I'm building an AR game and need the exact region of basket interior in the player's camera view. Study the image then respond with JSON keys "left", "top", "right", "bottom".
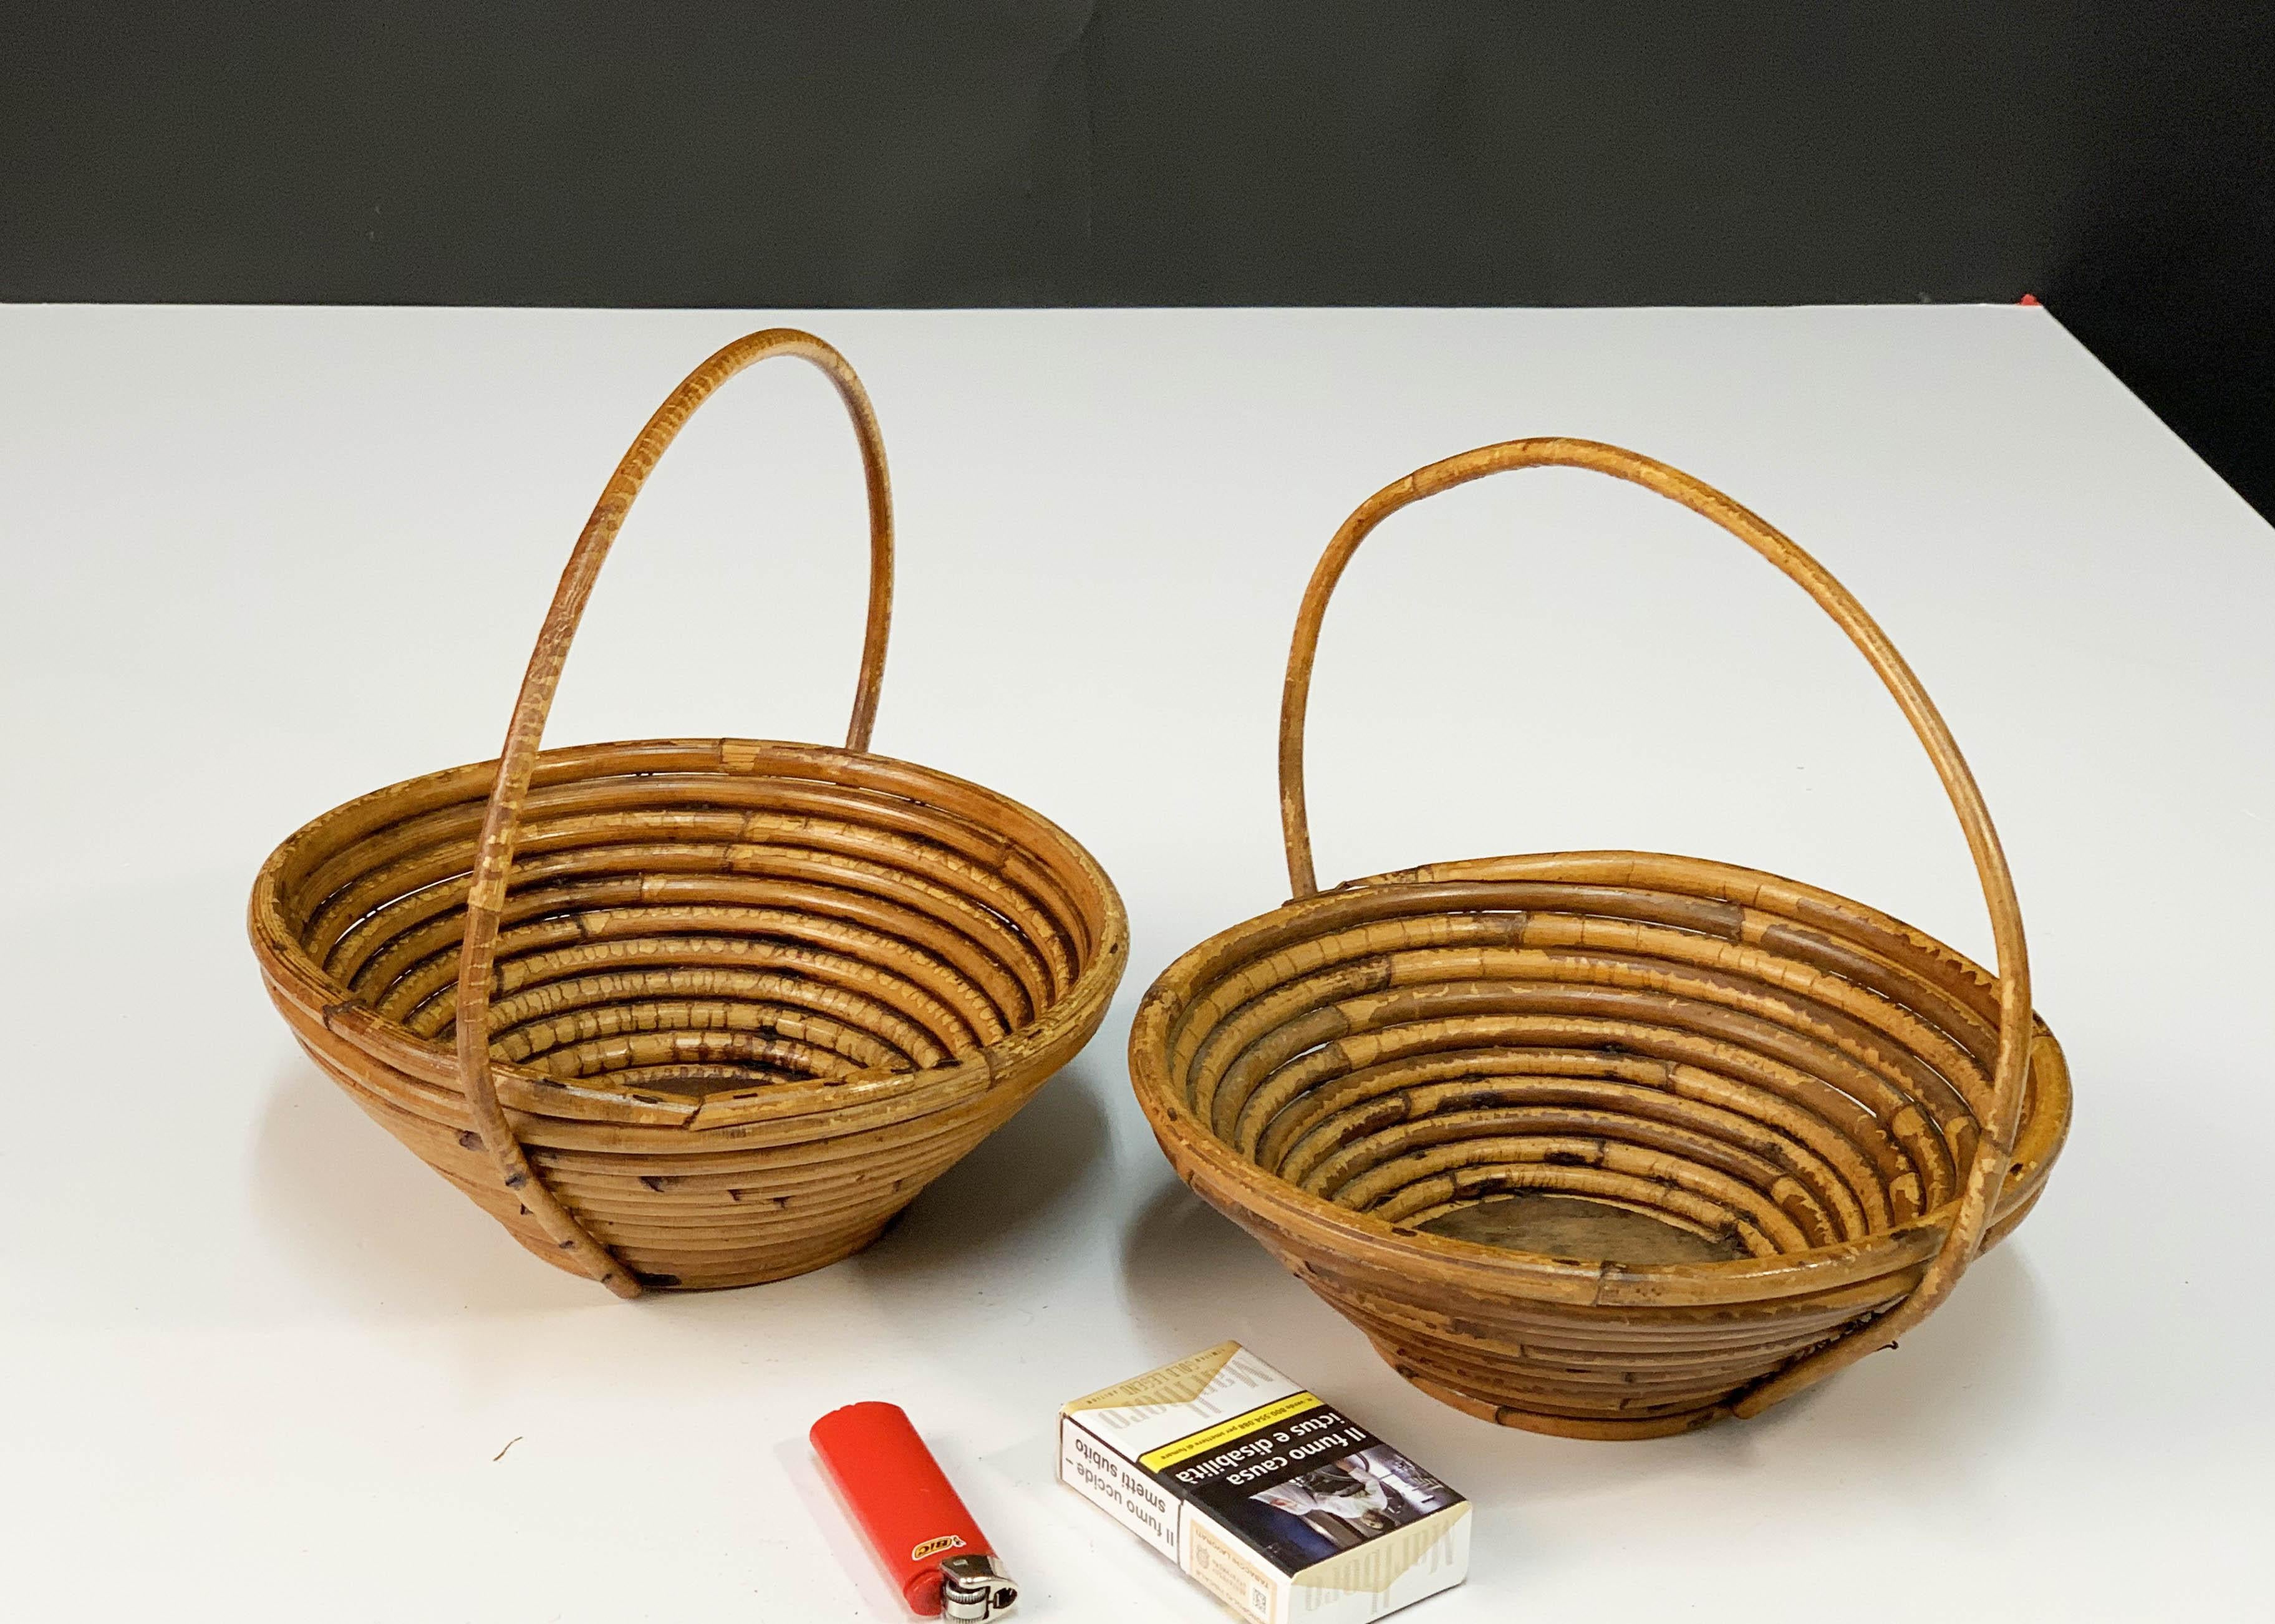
{"left": 268, "top": 740, "right": 1113, "bottom": 1102}
{"left": 1418, "top": 1190, "right": 1749, "bottom": 1264}
{"left": 1151, "top": 854, "right": 2044, "bottom": 1269}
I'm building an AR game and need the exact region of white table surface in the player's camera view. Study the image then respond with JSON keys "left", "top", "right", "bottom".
{"left": 2, "top": 304, "right": 2269, "bottom": 1620}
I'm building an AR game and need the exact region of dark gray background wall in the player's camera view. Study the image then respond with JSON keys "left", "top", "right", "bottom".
{"left": 6, "top": 2, "right": 2269, "bottom": 515}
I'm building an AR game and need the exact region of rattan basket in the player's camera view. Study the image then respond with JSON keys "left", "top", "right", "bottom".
{"left": 1129, "top": 438, "right": 2069, "bottom": 1437}
{"left": 250, "top": 330, "right": 1126, "bottom": 1297}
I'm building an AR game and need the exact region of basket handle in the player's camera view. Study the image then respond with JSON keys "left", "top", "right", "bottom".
{"left": 451, "top": 329, "right": 894, "bottom": 1298}
{"left": 1277, "top": 437, "right": 2031, "bottom": 1409}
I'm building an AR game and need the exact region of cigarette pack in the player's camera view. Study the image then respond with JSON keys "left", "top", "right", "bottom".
{"left": 1058, "top": 1343, "right": 1470, "bottom": 1623}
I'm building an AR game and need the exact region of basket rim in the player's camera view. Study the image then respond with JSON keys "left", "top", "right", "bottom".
{"left": 1128, "top": 847, "right": 2069, "bottom": 1299}
{"left": 249, "top": 734, "right": 1129, "bottom": 1122}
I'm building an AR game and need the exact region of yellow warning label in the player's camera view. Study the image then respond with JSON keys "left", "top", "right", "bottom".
{"left": 1138, "top": 1392, "right": 1319, "bottom": 1472}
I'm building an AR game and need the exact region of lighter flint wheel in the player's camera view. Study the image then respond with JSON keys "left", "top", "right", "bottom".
{"left": 249, "top": 331, "right": 1126, "bottom": 1297}
{"left": 1128, "top": 439, "right": 2070, "bottom": 1438}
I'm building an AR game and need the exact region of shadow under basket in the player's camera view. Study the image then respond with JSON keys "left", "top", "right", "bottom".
{"left": 249, "top": 331, "right": 1126, "bottom": 1296}
{"left": 1128, "top": 439, "right": 2071, "bottom": 1438}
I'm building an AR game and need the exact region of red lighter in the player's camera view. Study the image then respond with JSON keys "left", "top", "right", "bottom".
{"left": 809, "top": 1402, "right": 1018, "bottom": 1620}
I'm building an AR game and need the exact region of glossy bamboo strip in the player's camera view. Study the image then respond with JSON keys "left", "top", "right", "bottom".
{"left": 251, "top": 330, "right": 1126, "bottom": 1297}
{"left": 1129, "top": 439, "right": 2069, "bottom": 1438}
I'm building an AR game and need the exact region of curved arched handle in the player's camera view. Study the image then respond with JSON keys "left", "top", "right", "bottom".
{"left": 1278, "top": 437, "right": 2031, "bottom": 1407}
{"left": 452, "top": 329, "right": 894, "bottom": 1297}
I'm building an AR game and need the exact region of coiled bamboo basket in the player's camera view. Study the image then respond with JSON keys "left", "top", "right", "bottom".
{"left": 1130, "top": 438, "right": 2069, "bottom": 1438}
{"left": 250, "top": 330, "right": 1126, "bottom": 1297}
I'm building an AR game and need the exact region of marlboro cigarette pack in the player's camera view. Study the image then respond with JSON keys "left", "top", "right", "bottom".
{"left": 1059, "top": 1343, "right": 1470, "bottom": 1623}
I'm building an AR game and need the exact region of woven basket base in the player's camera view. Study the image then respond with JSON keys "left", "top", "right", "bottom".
{"left": 1384, "top": 1353, "right": 1731, "bottom": 1440}
{"left": 501, "top": 1204, "right": 894, "bottom": 1292}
